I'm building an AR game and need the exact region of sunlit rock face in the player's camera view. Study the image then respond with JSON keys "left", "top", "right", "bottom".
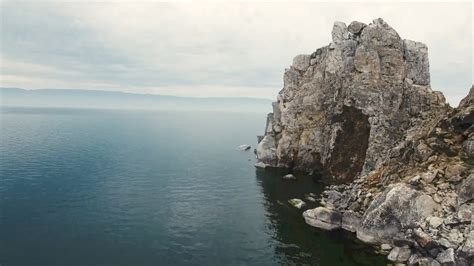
{"left": 257, "top": 18, "right": 447, "bottom": 182}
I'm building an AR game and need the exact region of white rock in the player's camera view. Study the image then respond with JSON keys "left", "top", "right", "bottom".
{"left": 237, "top": 144, "right": 251, "bottom": 151}
{"left": 282, "top": 174, "right": 297, "bottom": 180}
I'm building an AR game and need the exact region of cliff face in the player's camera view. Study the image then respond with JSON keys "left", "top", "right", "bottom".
{"left": 256, "top": 18, "right": 448, "bottom": 182}
{"left": 257, "top": 19, "right": 473, "bottom": 264}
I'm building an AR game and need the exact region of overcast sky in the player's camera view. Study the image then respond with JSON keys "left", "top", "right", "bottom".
{"left": 0, "top": 1, "right": 472, "bottom": 105}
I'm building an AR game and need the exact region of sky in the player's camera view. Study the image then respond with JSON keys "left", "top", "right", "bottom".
{"left": 0, "top": 1, "right": 472, "bottom": 105}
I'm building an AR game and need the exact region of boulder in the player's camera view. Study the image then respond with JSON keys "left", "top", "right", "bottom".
{"left": 303, "top": 207, "right": 342, "bottom": 230}
{"left": 381, "top": 243, "right": 392, "bottom": 251}
{"left": 256, "top": 135, "right": 277, "bottom": 166}
{"left": 357, "top": 184, "right": 438, "bottom": 244}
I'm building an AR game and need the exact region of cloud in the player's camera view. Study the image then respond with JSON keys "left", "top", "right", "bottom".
{"left": 0, "top": 1, "right": 472, "bottom": 104}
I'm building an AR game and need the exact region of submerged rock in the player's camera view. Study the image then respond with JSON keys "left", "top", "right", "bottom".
{"left": 304, "top": 195, "right": 317, "bottom": 202}
{"left": 282, "top": 174, "right": 297, "bottom": 180}
{"left": 288, "top": 198, "right": 306, "bottom": 209}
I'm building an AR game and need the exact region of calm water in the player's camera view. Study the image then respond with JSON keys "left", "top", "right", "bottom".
{"left": 0, "top": 107, "right": 385, "bottom": 266}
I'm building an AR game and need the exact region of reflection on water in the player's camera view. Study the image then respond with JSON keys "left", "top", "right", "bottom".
{"left": 256, "top": 167, "right": 386, "bottom": 265}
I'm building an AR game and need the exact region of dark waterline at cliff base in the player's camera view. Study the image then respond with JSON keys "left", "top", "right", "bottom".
{"left": 0, "top": 107, "right": 386, "bottom": 265}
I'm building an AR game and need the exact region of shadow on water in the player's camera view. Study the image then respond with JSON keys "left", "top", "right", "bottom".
{"left": 255, "top": 167, "right": 387, "bottom": 266}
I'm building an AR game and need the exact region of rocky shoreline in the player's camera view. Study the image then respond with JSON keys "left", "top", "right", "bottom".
{"left": 256, "top": 18, "right": 473, "bottom": 265}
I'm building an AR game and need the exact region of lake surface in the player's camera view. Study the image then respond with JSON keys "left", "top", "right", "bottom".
{"left": 0, "top": 107, "right": 386, "bottom": 265}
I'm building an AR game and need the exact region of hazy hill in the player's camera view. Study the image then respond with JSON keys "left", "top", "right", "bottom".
{"left": 0, "top": 88, "right": 272, "bottom": 113}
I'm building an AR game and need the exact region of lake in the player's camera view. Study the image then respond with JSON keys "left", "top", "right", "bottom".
{"left": 0, "top": 107, "right": 386, "bottom": 265}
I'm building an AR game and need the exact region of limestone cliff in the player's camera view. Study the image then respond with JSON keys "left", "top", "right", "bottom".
{"left": 257, "top": 19, "right": 473, "bottom": 264}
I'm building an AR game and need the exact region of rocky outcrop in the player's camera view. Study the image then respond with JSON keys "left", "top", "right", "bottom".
{"left": 256, "top": 18, "right": 447, "bottom": 182}
{"left": 256, "top": 19, "right": 473, "bottom": 264}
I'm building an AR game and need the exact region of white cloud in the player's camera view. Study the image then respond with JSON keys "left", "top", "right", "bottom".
{"left": 0, "top": 1, "right": 472, "bottom": 105}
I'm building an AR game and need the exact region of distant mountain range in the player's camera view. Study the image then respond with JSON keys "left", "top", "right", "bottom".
{"left": 0, "top": 88, "right": 272, "bottom": 112}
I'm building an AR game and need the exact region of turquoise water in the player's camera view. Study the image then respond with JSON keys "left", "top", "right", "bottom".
{"left": 0, "top": 107, "right": 385, "bottom": 265}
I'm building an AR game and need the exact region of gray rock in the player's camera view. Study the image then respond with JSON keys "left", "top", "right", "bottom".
{"left": 403, "top": 39, "right": 430, "bottom": 86}
{"left": 458, "top": 174, "right": 474, "bottom": 205}
{"left": 347, "top": 21, "right": 366, "bottom": 35}
{"left": 288, "top": 198, "right": 306, "bottom": 209}
{"left": 422, "top": 171, "right": 438, "bottom": 183}
{"left": 446, "top": 229, "right": 464, "bottom": 247}
{"left": 256, "top": 135, "right": 277, "bottom": 166}
{"left": 342, "top": 211, "right": 362, "bottom": 232}
{"left": 459, "top": 230, "right": 473, "bottom": 258}
{"left": 357, "top": 184, "right": 438, "bottom": 244}
{"left": 457, "top": 204, "right": 473, "bottom": 223}
{"left": 292, "top": 54, "right": 311, "bottom": 71}
{"left": 463, "top": 139, "right": 474, "bottom": 158}
{"left": 387, "top": 246, "right": 411, "bottom": 263}
{"left": 436, "top": 248, "right": 455, "bottom": 265}
{"left": 237, "top": 144, "right": 251, "bottom": 151}
{"left": 408, "top": 253, "right": 437, "bottom": 265}
{"left": 427, "top": 216, "right": 444, "bottom": 229}
{"left": 381, "top": 243, "right": 392, "bottom": 251}
{"left": 331, "top": 21, "right": 350, "bottom": 44}
{"left": 303, "top": 207, "right": 342, "bottom": 230}
{"left": 254, "top": 162, "right": 267, "bottom": 169}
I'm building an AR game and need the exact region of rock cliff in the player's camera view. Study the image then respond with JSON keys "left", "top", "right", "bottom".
{"left": 256, "top": 18, "right": 447, "bottom": 182}
{"left": 257, "top": 19, "right": 473, "bottom": 264}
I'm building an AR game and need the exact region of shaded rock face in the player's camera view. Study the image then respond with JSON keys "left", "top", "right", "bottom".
{"left": 256, "top": 18, "right": 447, "bottom": 182}
{"left": 326, "top": 106, "right": 370, "bottom": 181}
